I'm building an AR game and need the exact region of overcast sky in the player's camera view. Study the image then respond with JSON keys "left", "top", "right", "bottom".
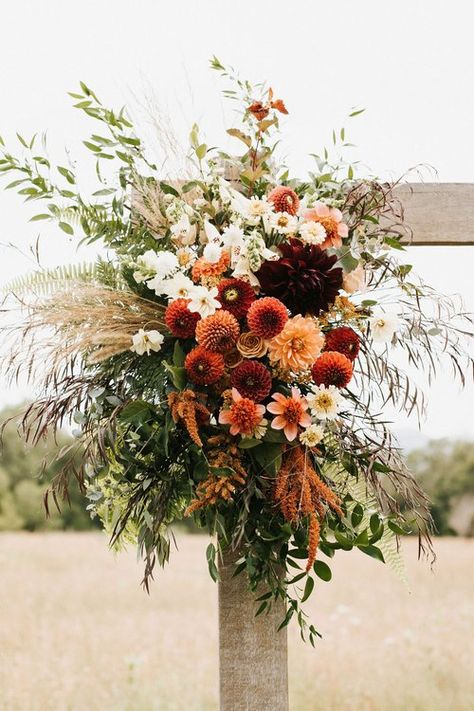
{"left": 0, "top": 0, "right": 473, "bottom": 445}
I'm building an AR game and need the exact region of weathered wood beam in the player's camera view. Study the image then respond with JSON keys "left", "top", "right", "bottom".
{"left": 397, "top": 183, "right": 474, "bottom": 246}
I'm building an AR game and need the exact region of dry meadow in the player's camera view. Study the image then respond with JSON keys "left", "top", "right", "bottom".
{"left": 0, "top": 533, "right": 473, "bottom": 711}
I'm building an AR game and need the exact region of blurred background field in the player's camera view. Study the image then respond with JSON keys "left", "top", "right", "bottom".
{"left": 0, "top": 532, "right": 473, "bottom": 711}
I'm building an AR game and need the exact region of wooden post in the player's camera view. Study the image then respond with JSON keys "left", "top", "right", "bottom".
{"left": 218, "top": 548, "right": 289, "bottom": 711}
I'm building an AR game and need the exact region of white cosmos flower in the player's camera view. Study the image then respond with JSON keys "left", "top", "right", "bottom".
{"left": 268, "top": 211, "right": 298, "bottom": 235}
{"left": 233, "top": 195, "right": 272, "bottom": 225}
{"left": 187, "top": 286, "right": 221, "bottom": 318}
{"left": 203, "top": 242, "right": 222, "bottom": 264}
{"left": 306, "top": 385, "right": 342, "bottom": 421}
{"left": 369, "top": 312, "right": 399, "bottom": 343}
{"left": 299, "top": 423, "right": 325, "bottom": 447}
{"left": 299, "top": 220, "right": 327, "bottom": 245}
{"left": 130, "top": 329, "right": 164, "bottom": 356}
{"left": 163, "top": 273, "right": 197, "bottom": 300}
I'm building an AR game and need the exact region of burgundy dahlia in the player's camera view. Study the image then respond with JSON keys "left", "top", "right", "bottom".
{"left": 324, "top": 326, "right": 360, "bottom": 361}
{"left": 256, "top": 238, "right": 343, "bottom": 316}
{"left": 231, "top": 360, "right": 272, "bottom": 402}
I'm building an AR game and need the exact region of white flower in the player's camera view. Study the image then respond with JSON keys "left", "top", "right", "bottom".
{"left": 203, "top": 220, "right": 222, "bottom": 245}
{"left": 222, "top": 224, "right": 245, "bottom": 251}
{"left": 133, "top": 250, "right": 162, "bottom": 283}
{"left": 268, "top": 212, "right": 298, "bottom": 235}
{"left": 176, "top": 246, "right": 197, "bottom": 270}
{"left": 299, "top": 220, "right": 327, "bottom": 245}
{"left": 307, "top": 385, "right": 342, "bottom": 420}
{"left": 163, "top": 273, "right": 197, "bottom": 300}
{"left": 130, "top": 329, "right": 164, "bottom": 356}
{"left": 146, "top": 276, "right": 167, "bottom": 295}
{"left": 232, "top": 194, "right": 272, "bottom": 225}
{"left": 203, "top": 242, "right": 222, "bottom": 264}
{"left": 153, "top": 250, "right": 179, "bottom": 279}
{"left": 232, "top": 254, "right": 261, "bottom": 287}
{"left": 299, "top": 424, "right": 325, "bottom": 447}
{"left": 369, "top": 312, "right": 399, "bottom": 343}
{"left": 170, "top": 214, "right": 197, "bottom": 245}
{"left": 187, "top": 286, "right": 221, "bottom": 318}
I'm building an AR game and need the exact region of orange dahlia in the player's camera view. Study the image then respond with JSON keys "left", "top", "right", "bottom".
{"left": 192, "top": 251, "right": 230, "bottom": 283}
{"left": 165, "top": 298, "right": 200, "bottom": 339}
{"left": 185, "top": 346, "right": 225, "bottom": 386}
{"left": 195, "top": 310, "right": 240, "bottom": 353}
{"left": 231, "top": 360, "right": 272, "bottom": 402}
{"left": 268, "top": 315, "right": 324, "bottom": 372}
{"left": 311, "top": 351, "right": 353, "bottom": 388}
{"left": 267, "top": 388, "right": 311, "bottom": 442}
{"left": 219, "top": 388, "right": 266, "bottom": 437}
{"left": 324, "top": 326, "right": 360, "bottom": 361}
{"left": 217, "top": 278, "right": 255, "bottom": 318}
{"left": 247, "top": 297, "right": 288, "bottom": 339}
{"left": 268, "top": 186, "right": 300, "bottom": 216}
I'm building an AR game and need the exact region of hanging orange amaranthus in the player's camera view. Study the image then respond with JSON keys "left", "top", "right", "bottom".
{"left": 185, "top": 435, "right": 247, "bottom": 514}
{"left": 168, "top": 390, "right": 210, "bottom": 447}
{"left": 274, "top": 445, "right": 343, "bottom": 571}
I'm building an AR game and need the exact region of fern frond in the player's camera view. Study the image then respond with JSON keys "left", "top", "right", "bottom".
{"left": 2, "top": 260, "right": 124, "bottom": 297}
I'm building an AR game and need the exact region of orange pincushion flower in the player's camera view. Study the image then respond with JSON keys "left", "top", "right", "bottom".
{"left": 192, "top": 252, "right": 230, "bottom": 282}
{"left": 268, "top": 186, "right": 300, "bottom": 216}
{"left": 311, "top": 351, "right": 353, "bottom": 388}
{"left": 185, "top": 346, "right": 225, "bottom": 386}
{"left": 267, "top": 388, "right": 311, "bottom": 442}
{"left": 195, "top": 310, "right": 240, "bottom": 353}
{"left": 268, "top": 315, "right": 324, "bottom": 372}
{"left": 165, "top": 298, "right": 200, "bottom": 339}
{"left": 247, "top": 297, "right": 288, "bottom": 339}
{"left": 219, "top": 388, "right": 266, "bottom": 437}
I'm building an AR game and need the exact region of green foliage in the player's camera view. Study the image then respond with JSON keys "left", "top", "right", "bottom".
{"left": 408, "top": 440, "right": 474, "bottom": 535}
{"left": 0, "top": 406, "right": 95, "bottom": 531}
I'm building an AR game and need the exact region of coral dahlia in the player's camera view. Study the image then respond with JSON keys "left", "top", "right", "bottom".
{"left": 302, "top": 202, "right": 349, "bottom": 250}
{"left": 256, "top": 238, "right": 343, "bottom": 316}
{"left": 195, "top": 310, "right": 240, "bottom": 353}
{"left": 231, "top": 360, "right": 272, "bottom": 402}
{"left": 165, "top": 298, "right": 200, "bottom": 339}
{"left": 192, "top": 251, "right": 230, "bottom": 283}
{"left": 267, "top": 388, "right": 311, "bottom": 442}
{"left": 247, "top": 297, "right": 288, "bottom": 339}
{"left": 219, "top": 388, "right": 266, "bottom": 437}
{"left": 185, "top": 346, "right": 225, "bottom": 386}
{"left": 267, "top": 315, "right": 324, "bottom": 372}
{"left": 324, "top": 326, "right": 360, "bottom": 361}
{"left": 268, "top": 186, "right": 300, "bottom": 216}
{"left": 217, "top": 278, "right": 255, "bottom": 318}
{"left": 311, "top": 351, "right": 353, "bottom": 388}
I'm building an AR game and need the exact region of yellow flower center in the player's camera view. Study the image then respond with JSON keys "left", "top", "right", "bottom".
{"left": 224, "top": 287, "right": 239, "bottom": 302}
{"left": 277, "top": 216, "right": 289, "bottom": 227}
{"left": 316, "top": 394, "right": 332, "bottom": 409}
{"left": 291, "top": 337, "right": 305, "bottom": 352}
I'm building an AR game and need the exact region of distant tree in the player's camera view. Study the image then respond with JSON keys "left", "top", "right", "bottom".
{"left": 408, "top": 440, "right": 474, "bottom": 536}
{"left": 0, "top": 405, "right": 96, "bottom": 531}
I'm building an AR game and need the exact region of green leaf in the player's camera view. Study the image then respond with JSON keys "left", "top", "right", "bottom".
{"left": 238, "top": 438, "right": 262, "bottom": 449}
{"left": 301, "top": 576, "right": 314, "bottom": 602}
{"left": 196, "top": 143, "right": 207, "bottom": 161}
{"left": 59, "top": 222, "right": 74, "bottom": 235}
{"left": 313, "top": 560, "right": 332, "bottom": 582}
{"left": 206, "top": 543, "right": 220, "bottom": 582}
{"left": 159, "top": 181, "right": 180, "bottom": 198}
{"left": 119, "top": 400, "right": 152, "bottom": 423}
{"left": 172, "top": 340, "right": 185, "bottom": 367}
{"left": 29, "top": 214, "right": 51, "bottom": 222}
{"left": 359, "top": 545, "right": 385, "bottom": 563}
{"left": 163, "top": 362, "right": 186, "bottom": 390}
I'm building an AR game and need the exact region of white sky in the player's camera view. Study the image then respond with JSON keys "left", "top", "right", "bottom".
{"left": 0, "top": 0, "right": 473, "bottom": 445}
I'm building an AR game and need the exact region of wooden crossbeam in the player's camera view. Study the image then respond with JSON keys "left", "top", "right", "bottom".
{"left": 397, "top": 183, "right": 474, "bottom": 245}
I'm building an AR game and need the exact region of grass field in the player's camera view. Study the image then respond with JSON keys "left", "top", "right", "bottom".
{"left": 0, "top": 533, "right": 473, "bottom": 711}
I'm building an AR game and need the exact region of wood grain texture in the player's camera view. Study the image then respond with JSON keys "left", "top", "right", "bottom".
{"left": 396, "top": 183, "right": 474, "bottom": 245}
{"left": 218, "top": 548, "right": 289, "bottom": 711}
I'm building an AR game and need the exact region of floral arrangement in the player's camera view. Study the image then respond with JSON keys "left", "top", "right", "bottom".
{"left": 1, "top": 58, "right": 472, "bottom": 643}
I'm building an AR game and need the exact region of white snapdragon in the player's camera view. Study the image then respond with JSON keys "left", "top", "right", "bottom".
{"left": 187, "top": 286, "right": 221, "bottom": 318}
{"left": 130, "top": 329, "right": 164, "bottom": 356}
{"left": 203, "top": 220, "right": 222, "bottom": 245}
{"left": 369, "top": 312, "right": 399, "bottom": 343}
{"left": 299, "top": 220, "right": 327, "bottom": 245}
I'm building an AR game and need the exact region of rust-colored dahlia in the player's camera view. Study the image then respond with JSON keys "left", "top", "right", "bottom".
{"left": 247, "top": 297, "right": 288, "bottom": 339}
{"left": 231, "top": 360, "right": 272, "bottom": 402}
{"left": 256, "top": 238, "right": 343, "bottom": 316}
{"left": 324, "top": 326, "right": 360, "bottom": 361}
{"left": 311, "top": 351, "right": 353, "bottom": 388}
{"left": 192, "top": 251, "right": 230, "bottom": 283}
{"left": 217, "top": 278, "right": 255, "bottom": 318}
{"left": 165, "top": 298, "right": 200, "bottom": 339}
{"left": 195, "top": 310, "right": 240, "bottom": 353}
{"left": 268, "top": 186, "right": 300, "bottom": 216}
{"left": 185, "top": 346, "right": 225, "bottom": 385}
